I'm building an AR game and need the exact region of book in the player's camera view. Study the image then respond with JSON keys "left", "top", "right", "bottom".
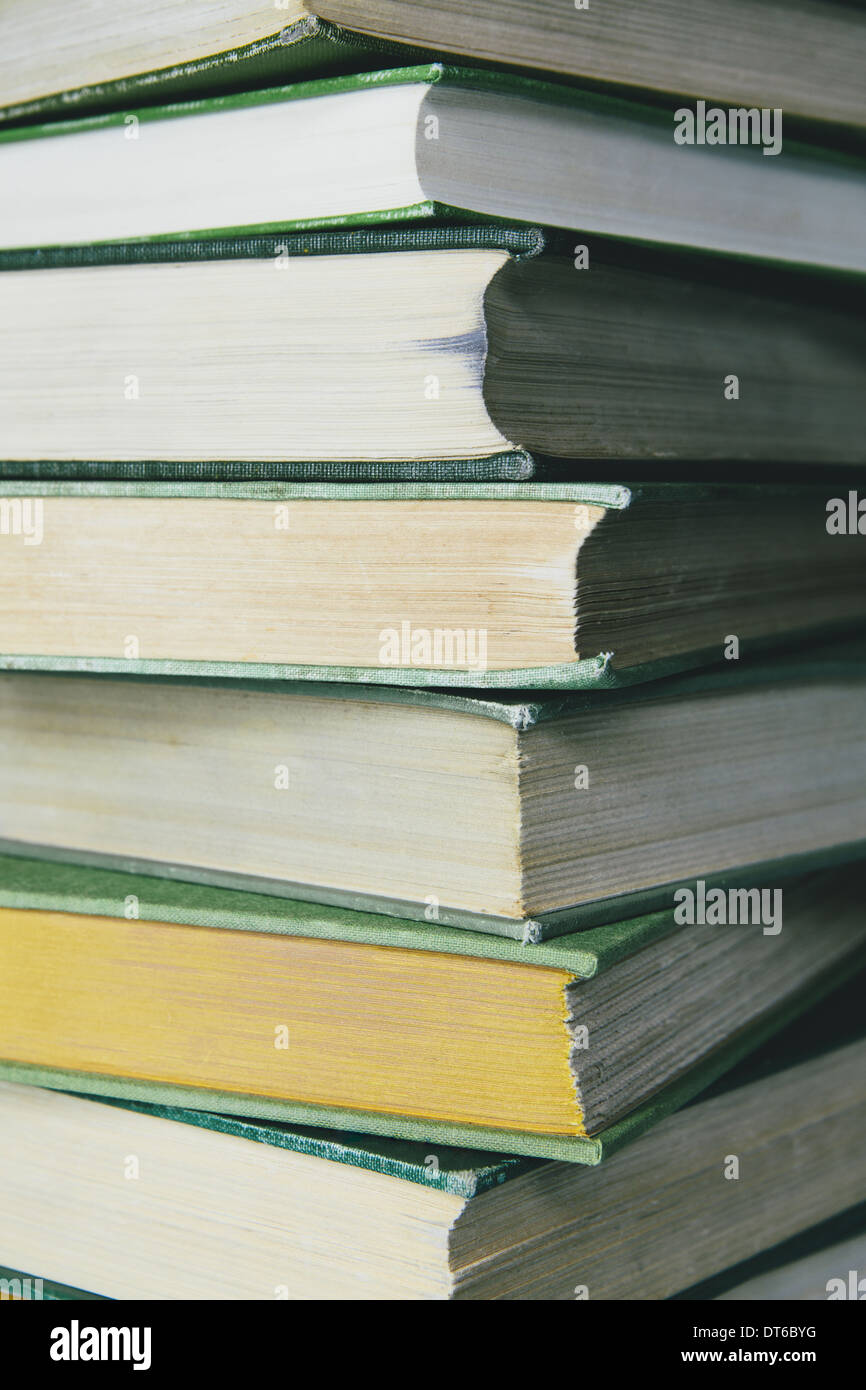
{"left": 0, "top": 652, "right": 864, "bottom": 936}
{"left": 0, "top": 1012, "right": 863, "bottom": 1298}
{"left": 0, "top": 2, "right": 863, "bottom": 133}
{"left": 0, "top": 482, "right": 864, "bottom": 671}
{"left": 1, "top": 67, "right": 864, "bottom": 270}
{"left": 1, "top": 235, "right": 864, "bottom": 475}
{"left": 306, "top": 4, "right": 866, "bottom": 134}
{"left": 0, "top": 4, "right": 861, "bottom": 1312}
{"left": 0, "top": 852, "right": 863, "bottom": 1157}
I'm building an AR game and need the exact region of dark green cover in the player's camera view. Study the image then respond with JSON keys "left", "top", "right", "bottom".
{"left": 0, "top": 224, "right": 544, "bottom": 482}
{"left": 0, "top": 59, "right": 647, "bottom": 159}
{"left": 4, "top": 9, "right": 862, "bottom": 152}
{"left": 74, "top": 1099, "right": 536, "bottom": 1199}
{"left": 0, "top": 62, "right": 604, "bottom": 229}
{"left": 0, "top": 17, "right": 415, "bottom": 130}
{"left": 0, "top": 457, "right": 537, "bottom": 483}
{"left": 0, "top": 221, "right": 545, "bottom": 266}
{"left": 2, "top": 60, "right": 860, "bottom": 244}
{"left": 3, "top": 224, "right": 863, "bottom": 481}
{"left": 4, "top": 57, "right": 857, "bottom": 178}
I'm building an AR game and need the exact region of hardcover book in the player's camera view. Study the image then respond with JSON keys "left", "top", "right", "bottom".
{"left": 0, "top": 482, "right": 863, "bottom": 667}
{"left": 1, "top": 234, "right": 864, "bottom": 474}
{"left": 1, "top": 1006, "right": 864, "bottom": 1298}
{"left": 0, "top": 652, "right": 864, "bottom": 936}
{"left": 0, "top": 0, "right": 863, "bottom": 1312}
{"left": 0, "top": 2, "right": 863, "bottom": 132}
{"left": 1, "top": 67, "right": 864, "bottom": 269}
{"left": 0, "top": 853, "right": 863, "bottom": 1159}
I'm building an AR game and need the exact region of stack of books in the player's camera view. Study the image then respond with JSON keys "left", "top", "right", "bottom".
{"left": 0, "top": 1, "right": 864, "bottom": 1303}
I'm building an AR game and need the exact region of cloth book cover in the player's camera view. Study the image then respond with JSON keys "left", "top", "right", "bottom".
{"left": 0, "top": 225, "right": 539, "bottom": 483}
{"left": 0, "top": 850, "right": 863, "bottom": 1163}
{"left": 1, "top": 480, "right": 864, "bottom": 687}
{"left": 0, "top": 17, "right": 416, "bottom": 127}
{"left": 1, "top": 6, "right": 862, "bottom": 131}
{"left": 2, "top": 226, "right": 863, "bottom": 481}
{"left": 2, "top": 65, "right": 862, "bottom": 273}
{"left": 1, "top": 977, "right": 865, "bottom": 1300}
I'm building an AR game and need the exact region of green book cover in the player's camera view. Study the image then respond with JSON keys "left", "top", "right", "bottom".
{"left": 0, "top": 60, "right": 677, "bottom": 153}
{"left": 1, "top": 974, "right": 864, "bottom": 1307}
{"left": 0, "top": 224, "right": 544, "bottom": 484}
{"left": 0, "top": 851, "right": 863, "bottom": 1162}
{"left": 2, "top": 225, "right": 863, "bottom": 481}
{"left": 0, "top": 17, "right": 417, "bottom": 129}
{"left": 0, "top": 641, "right": 864, "bottom": 940}
{"left": 1, "top": 772, "right": 864, "bottom": 945}
{"left": 2, "top": 4, "right": 863, "bottom": 136}
{"left": 0, "top": 848, "right": 684, "bottom": 970}
{"left": 0, "top": 61, "right": 683, "bottom": 222}
{"left": 1, "top": 64, "right": 862, "bottom": 269}
{"left": 0, "top": 479, "right": 864, "bottom": 686}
